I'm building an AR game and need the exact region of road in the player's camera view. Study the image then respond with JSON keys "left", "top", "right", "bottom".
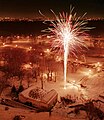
{"left": 0, "top": 98, "right": 38, "bottom": 112}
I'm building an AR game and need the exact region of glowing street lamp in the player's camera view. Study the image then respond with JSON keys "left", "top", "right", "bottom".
{"left": 44, "top": 49, "right": 50, "bottom": 54}
{"left": 29, "top": 46, "right": 32, "bottom": 50}
{"left": 86, "top": 69, "right": 93, "bottom": 77}
{"left": 95, "top": 62, "right": 102, "bottom": 72}
{"left": 3, "top": 43, "right": 5, "bottom": 46}
{"left": 15, "top": 45, "right": 18, "bottom": 47}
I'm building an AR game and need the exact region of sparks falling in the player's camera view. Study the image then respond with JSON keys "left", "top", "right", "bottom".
{"left": 41, "top": 7, "right": 91, "bottom": 89}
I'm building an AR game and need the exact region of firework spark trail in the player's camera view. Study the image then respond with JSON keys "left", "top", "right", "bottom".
{"left": 40, "top": 7, "right": 91, "bottom": 89}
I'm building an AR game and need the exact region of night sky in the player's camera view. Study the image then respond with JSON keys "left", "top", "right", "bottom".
{"left": 0, "top": 0, "right": 104, "bottom": 19}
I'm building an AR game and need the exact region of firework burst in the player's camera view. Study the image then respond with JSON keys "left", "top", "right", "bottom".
{"left": 40, "top": 6, "right": 91, "bottom": 89}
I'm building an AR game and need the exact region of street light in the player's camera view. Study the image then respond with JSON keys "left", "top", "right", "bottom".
{"left": 95, "top": 62, "right": 102, "bottom": 72}
{"left": 3, "top": 43, "right": 5, "bottom": 46}
{"left": 15, "top": 45, "right": 18, "bottom": 47}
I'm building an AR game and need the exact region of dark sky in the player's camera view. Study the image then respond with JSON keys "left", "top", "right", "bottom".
{"left": 0, "top": 0, "right": 104, "bottom": 19}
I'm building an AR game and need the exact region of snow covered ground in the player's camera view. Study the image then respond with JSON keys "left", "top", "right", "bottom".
{"left": 0, "top": 104, "right": 70, "bottom": 120}
{"left": 0, "top": 57, "right": 104, "bottom": 120}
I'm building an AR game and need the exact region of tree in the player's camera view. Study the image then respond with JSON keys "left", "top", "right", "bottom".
{"left": 0, "top": 74, "right": 10, "bottom": 96}
{"left": 1, "top": 47, "right": 26, "bottom": 83}
{"left": 17, "top": 85, "right": 24, "bottom": 94}
{"left": 11, "top": 85, "right": 18, "bottom": 98}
